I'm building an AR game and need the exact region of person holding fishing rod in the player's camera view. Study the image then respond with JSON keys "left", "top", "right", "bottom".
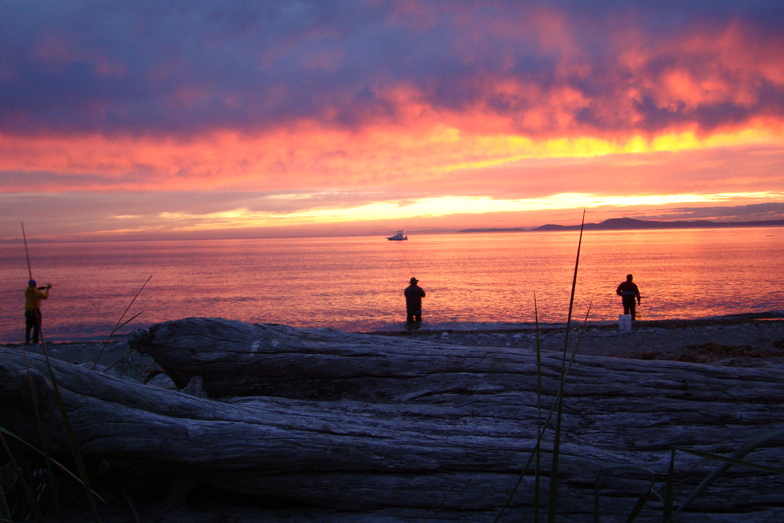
{"left": 20, "top": 222, "right": 53, "bottom": 344}
{"left": 404, "top": 277, "right": 426, "bottom": 328}
{"left": 25, "top": 279, "right": 51, "bottom": 344}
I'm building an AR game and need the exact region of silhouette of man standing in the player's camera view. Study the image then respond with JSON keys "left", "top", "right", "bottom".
{"left": 25, "top": 279, "right": 51, "bottom": 344}
{"left": 616, "top": 274, "right": 641, "bottom": 320}
{"left": 404, "top": 277, "right": 426, "bottom": 325}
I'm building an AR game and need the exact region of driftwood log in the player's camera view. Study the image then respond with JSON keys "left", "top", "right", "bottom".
{"left": 2, "top": 318, "right": 784, "bottom": 522}
{"left": 128, "top": 317, "right": 550, "bottom": 401}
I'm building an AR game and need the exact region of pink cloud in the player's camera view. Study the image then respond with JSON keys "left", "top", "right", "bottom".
{"left": 1, "top": 1, "right": 784, "bottom": 239}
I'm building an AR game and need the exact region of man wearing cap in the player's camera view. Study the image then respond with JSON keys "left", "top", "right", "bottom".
{"left": 25, "top": 279, "right": 51, "bottom": 344}
{"left": 404, "top": 277, "right": 426, "bottom": 325}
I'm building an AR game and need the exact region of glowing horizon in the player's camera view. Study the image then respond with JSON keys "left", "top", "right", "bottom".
{"left": 84, "top": 191, "right": 784, "bottom": 236}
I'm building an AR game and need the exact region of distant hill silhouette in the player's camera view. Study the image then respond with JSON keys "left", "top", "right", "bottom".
{"left": 459, "top": 217, "right": 784, "bottom": 234}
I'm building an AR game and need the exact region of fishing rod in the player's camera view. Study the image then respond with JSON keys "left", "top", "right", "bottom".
{"left": 22, "top": 222, "right": 51, "bottom": 347}
{"left": 22, "top": 222, "right": 51, "bottom": 290}
{"left": 22, "top": 221, "right": 33, "bottom": 281}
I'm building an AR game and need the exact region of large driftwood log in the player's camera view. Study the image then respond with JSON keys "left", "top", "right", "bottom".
{"left": 4, "top": 320, "right": 784, "bottom": 522}
{"left": 129, "top": 317, "right": 565, "bottom": 400}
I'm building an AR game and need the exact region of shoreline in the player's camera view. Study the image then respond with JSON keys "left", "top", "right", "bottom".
{"left": 373, "top": 310, "right": 784, "bottom": 334}
{"left": 3, "top": 311, "right": 782, "bottom": 345}
{"left": 3, "top": 314, "right": 783, "bottom": 382}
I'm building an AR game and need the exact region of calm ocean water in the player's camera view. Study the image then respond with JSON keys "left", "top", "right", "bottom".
{"left": 1, "top": 227, "right": 783, "bottom": 342}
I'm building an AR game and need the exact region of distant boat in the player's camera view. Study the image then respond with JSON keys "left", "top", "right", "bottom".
{"left": 387, "top": 230, "right": 408, "bottom": 241}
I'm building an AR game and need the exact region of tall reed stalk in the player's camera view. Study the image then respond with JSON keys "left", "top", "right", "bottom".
{"left": 495, "top": 210, "right": 588, "bottom": 521}
{"left": 90, "top": 274, "right": 152, "bottom": 369}
{"left": 33, "top": 333, "right": 103, "bottom": 521}
{"left": 533, "top": 292, "right": 542, "bottom": 522}
{"left": 547, "top": 209, "right": 586, "bottom": 521}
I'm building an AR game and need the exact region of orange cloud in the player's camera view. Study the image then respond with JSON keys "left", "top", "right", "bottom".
{"left": 2, "top": 108, "right": 783, "bottom": 196}
{"left": 3, "top": 2, "right": 784, "bottom": 239}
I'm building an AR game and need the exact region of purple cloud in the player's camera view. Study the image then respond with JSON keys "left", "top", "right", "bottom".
{"left": 1, "top": 0, "right": 783, "bottom": 138}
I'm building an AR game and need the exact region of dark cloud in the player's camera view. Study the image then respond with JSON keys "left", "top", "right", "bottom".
{"left": 1, "top": 0, "right": 783, "bottom": 138}
{"left": 0, "top": 170, "right": 155, "bottom": 191}
{"left": 644, "top": 202, "right": 784, "bottom": 222}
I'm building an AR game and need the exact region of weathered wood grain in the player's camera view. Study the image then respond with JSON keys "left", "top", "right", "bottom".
{"left": 3, "top": 318, "right": 784, "bottom": 522}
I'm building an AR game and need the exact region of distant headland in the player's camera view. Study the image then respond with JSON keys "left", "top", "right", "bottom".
{"left": 459, "top": 217, "right": 784, "bottom": 234}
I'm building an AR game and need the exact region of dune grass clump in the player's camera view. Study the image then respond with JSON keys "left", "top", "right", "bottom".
{"left": 1, "top": 335, "right": 104, "bottom": 522}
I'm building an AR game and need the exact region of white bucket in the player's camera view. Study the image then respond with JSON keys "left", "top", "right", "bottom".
{"left": 619, "top": 314, "right": 632, "bottom": 332}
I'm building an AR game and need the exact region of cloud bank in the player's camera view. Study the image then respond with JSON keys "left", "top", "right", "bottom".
{"left": 1, "top": 0, "right": 783, "bottom": 237}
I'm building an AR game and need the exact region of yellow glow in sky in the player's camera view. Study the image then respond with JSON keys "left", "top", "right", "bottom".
{"left": 119, "top": 191, "right": 783, "bottom": 234}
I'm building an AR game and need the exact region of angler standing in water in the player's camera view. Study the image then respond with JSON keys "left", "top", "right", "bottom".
{"left": 25, "top": 279, "right": 51, "bottom": 344}
{"left": 404, "top": 277, "right": 426, "bottom": 327}
{"left": 616, "top": 274, "right": 641, "bottom": 320}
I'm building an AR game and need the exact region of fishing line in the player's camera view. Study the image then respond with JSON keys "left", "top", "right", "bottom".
{"left": 397, "top": 237, "right": 416, "bottom": 278}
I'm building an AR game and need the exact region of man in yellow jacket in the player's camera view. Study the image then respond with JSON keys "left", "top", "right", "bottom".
{"left": 25, "top": 279, "right": 51, "bottom": 344}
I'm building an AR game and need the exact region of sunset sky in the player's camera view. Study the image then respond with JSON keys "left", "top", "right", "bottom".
{"left": 2, "top": 0, "right": 784, "bottom": 240}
